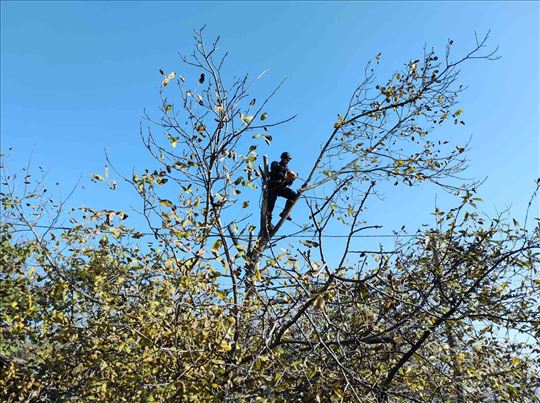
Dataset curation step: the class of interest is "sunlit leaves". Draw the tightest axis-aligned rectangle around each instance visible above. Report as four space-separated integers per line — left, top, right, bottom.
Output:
160 69 175 87
159 199 173 208
333 114 345 129
240 113 254 125
2 31 538 403
167 134 179 148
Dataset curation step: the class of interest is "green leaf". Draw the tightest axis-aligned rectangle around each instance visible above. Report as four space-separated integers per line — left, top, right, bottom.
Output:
356 283 369 301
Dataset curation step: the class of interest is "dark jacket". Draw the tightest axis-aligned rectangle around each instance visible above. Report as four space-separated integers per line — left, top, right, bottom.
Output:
269 161 292 189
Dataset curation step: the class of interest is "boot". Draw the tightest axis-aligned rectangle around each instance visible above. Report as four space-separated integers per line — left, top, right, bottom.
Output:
279 212 292 221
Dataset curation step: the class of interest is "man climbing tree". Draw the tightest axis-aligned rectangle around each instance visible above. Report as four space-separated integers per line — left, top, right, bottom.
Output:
267 151 298 225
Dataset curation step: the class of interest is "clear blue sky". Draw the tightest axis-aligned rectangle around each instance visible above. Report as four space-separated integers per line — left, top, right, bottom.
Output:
2 1 538 247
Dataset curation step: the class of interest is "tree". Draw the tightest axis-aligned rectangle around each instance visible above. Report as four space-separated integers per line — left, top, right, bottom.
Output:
1 28 539 402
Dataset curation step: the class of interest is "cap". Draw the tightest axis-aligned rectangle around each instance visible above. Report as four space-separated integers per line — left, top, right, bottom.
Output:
280 152 292 160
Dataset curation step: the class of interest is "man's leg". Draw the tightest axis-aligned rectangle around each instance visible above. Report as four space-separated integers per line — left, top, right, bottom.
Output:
267 191 278 223
278 187 298 221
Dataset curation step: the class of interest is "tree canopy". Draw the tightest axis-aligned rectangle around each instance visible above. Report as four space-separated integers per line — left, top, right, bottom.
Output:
1 28 539 402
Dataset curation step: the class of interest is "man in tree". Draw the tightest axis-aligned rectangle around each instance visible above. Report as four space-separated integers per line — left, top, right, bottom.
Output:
267 151 298 225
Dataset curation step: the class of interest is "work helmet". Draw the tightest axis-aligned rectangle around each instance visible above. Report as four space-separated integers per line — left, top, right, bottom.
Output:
280 152 292 161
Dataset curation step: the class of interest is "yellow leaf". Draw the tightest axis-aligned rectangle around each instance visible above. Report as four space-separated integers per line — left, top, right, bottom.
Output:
168 72 175 80
211 239 222 254
216 290 227 300
219 340 232 352
99 234 109 246
159 199 173 208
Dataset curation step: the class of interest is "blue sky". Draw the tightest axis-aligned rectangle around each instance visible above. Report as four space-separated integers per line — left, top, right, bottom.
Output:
2 1 538 248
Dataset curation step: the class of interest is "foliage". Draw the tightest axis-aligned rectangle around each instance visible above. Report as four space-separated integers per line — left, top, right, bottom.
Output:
1 28 539 402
